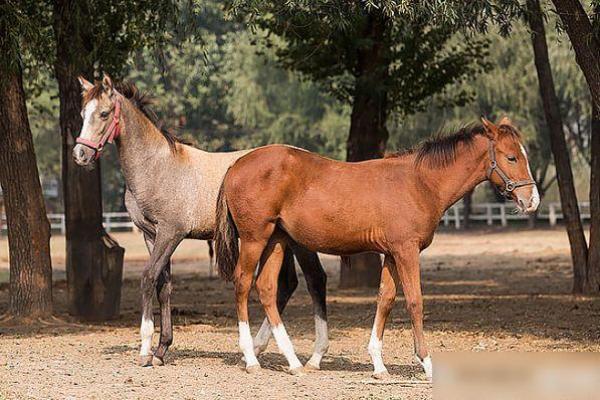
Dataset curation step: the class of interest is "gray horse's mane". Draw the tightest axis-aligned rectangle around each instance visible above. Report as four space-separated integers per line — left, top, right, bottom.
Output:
386 123 520 168
85 81 193 152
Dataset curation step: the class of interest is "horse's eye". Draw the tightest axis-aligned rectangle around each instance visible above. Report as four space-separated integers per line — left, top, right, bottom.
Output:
507 155 517 163
100 111 109 119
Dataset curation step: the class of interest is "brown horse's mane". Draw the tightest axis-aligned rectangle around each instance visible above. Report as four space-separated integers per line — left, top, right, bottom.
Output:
386 123 520 168
83 81 193 152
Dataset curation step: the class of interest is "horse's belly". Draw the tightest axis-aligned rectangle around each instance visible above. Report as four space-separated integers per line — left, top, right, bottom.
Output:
280 218 382 255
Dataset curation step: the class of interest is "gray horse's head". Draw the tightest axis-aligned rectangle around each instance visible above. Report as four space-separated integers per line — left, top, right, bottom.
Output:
73 75 120 166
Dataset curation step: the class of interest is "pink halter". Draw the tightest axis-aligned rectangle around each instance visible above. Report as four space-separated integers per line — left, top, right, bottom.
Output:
76 98 122 160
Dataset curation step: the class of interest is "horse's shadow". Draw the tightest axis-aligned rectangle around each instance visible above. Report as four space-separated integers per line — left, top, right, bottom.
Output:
102 344 421 377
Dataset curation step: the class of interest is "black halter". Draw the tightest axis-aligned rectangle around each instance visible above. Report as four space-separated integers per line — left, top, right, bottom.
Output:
486 140 536 197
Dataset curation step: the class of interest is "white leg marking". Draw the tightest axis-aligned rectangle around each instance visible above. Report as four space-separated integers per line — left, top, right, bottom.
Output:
239 321 260 367
271 324 303 370
253 318 271 355
367 319 387 375
140 317 154 356
416 354 433 380
306 314 329 368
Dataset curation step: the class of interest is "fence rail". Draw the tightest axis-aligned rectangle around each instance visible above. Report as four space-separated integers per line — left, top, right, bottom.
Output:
0 202 593 234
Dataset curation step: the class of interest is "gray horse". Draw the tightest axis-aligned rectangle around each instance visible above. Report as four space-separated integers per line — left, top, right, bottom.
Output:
72 75 329 370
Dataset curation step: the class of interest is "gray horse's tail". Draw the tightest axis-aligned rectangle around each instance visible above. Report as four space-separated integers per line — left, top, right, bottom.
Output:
215 181 238 281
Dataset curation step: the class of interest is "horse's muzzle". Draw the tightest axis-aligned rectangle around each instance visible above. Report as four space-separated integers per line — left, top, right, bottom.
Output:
73 144 96 166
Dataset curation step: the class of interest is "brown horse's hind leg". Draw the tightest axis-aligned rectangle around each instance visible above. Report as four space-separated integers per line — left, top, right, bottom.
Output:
252 247 298 357
255 233 304 375
368 255 398 379
291 244 328 370
393 246 432 379
235 239 269 372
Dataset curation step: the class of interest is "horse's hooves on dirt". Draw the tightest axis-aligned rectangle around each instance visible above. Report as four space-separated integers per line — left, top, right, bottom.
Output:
152 356 164 366
245 364 262 374
289 366 305 376
304 362 320 371
139 355 154 367
372 370 390 380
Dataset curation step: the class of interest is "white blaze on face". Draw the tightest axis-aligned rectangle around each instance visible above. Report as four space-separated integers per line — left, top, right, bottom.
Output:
520 144 540 210
79 99 98 140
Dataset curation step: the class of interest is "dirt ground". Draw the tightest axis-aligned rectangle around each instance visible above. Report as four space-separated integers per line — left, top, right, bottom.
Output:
1 228 599 399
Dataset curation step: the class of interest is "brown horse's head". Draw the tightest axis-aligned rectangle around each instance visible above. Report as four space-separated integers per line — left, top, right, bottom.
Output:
73 75 120 166
481 117 540 214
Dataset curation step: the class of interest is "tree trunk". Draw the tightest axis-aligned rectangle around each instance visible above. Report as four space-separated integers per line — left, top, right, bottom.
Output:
587 103 600 292
552 0 600 293
340 11 390 289
53 0 124 320
526 0 589 293
0 44 52 318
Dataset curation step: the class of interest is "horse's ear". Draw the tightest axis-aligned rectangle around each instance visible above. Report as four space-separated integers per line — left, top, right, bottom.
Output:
78 76 93 92
498 116 512 127
481 116 498 139
102 74 114 97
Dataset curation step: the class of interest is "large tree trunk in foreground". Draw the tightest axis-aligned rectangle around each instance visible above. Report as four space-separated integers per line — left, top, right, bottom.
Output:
552 0 600 293
527 0 589 293
0 45 52 317
340 11 390 288
54 0 124 320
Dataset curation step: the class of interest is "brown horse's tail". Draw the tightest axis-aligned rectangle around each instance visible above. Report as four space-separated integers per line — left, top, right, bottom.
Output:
215 181 238 281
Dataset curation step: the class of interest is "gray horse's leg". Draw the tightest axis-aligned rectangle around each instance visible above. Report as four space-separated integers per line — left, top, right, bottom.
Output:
143 232 175 366
290 244 328 370
153 262 172 365
253 247 298 355
139 230 184 367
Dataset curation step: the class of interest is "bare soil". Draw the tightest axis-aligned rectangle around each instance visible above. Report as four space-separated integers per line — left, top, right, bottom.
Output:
0 229 599 399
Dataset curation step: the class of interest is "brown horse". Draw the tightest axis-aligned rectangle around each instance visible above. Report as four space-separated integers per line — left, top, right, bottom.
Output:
215 117 539 378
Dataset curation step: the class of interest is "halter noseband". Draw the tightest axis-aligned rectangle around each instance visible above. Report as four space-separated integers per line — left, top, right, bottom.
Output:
76 98 122 160
486 139 535 197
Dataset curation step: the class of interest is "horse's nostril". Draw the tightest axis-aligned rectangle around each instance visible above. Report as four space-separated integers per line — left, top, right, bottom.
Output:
78 148 85 158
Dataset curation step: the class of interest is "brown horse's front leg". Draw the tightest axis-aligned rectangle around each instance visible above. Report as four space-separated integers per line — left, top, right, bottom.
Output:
368 255 397 379
393 246 432 379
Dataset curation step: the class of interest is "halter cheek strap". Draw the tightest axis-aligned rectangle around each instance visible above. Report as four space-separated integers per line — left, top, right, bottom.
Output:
76 98 122 160
486 139 536 197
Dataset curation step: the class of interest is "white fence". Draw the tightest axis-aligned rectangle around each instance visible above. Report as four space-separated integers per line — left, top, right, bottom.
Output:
441 202 591 229
0 212 135 235
0 202 593 234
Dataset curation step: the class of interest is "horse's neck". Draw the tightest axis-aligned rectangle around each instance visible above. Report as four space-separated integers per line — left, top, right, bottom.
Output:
419 137 489 214
116 100 176 194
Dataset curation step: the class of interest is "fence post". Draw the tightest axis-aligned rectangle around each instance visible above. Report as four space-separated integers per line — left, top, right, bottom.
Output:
454 206 461 229
549 203 557 227
61 215 66 234
105 214 111 233
500 204 507 227
486 204 493 226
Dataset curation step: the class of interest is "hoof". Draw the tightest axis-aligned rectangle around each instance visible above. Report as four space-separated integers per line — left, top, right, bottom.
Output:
289 366 305 376
246 364 262 374
304 361 320 371
152 355 164 366
372 370 390 380
139 355 153 367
